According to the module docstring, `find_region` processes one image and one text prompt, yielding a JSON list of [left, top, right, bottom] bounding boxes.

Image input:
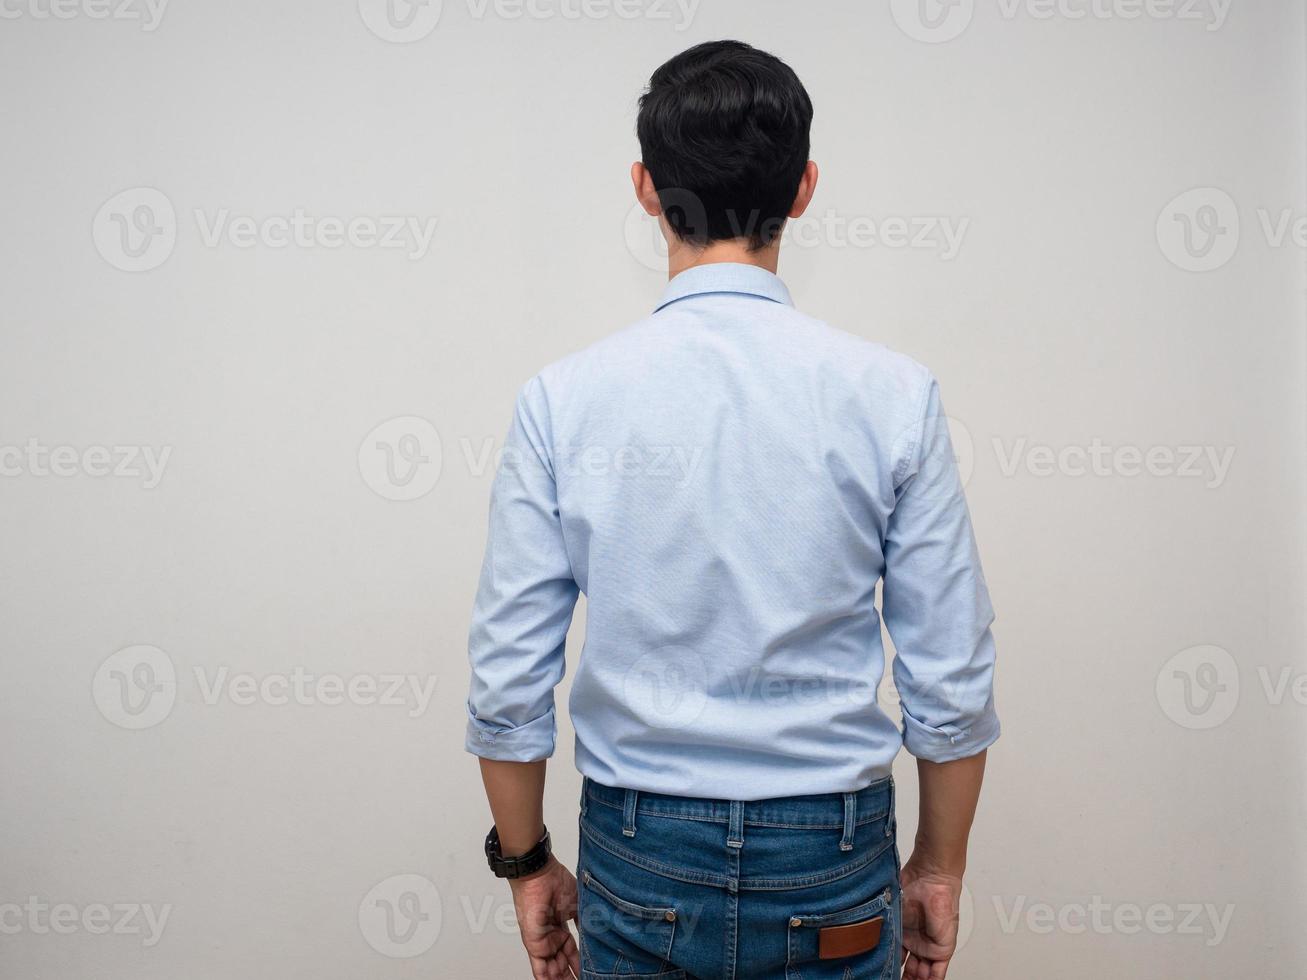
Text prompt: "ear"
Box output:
[[788, 161, 819, 219], [631, 162, 661, 217]]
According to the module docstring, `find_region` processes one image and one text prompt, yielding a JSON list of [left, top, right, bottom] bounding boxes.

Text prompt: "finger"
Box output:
[[560, 883, 579, 922], [932, 957, 951, 980], [562, 929, 581, 977], [553, 944, 575, 980]]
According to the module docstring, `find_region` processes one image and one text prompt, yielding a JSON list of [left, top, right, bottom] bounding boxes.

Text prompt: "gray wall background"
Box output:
[[2, 1, 1304, 977]]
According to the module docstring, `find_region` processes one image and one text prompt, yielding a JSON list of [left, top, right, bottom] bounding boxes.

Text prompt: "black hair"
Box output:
[[637, 40, 814, 251]]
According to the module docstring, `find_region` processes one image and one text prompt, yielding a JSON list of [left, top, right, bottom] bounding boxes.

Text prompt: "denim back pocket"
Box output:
[[579, 869, 681, 978], [785, 886, 894, 980]]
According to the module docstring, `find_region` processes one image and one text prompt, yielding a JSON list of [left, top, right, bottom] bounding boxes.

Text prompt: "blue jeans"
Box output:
[[577, 776, 902, 980]]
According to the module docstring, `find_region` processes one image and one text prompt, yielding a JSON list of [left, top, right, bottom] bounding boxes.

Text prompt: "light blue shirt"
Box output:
[[466, 263, 999, 800]]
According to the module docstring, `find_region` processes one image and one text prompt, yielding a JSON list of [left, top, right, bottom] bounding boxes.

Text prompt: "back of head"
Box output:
[[637, 40, 814, 252]]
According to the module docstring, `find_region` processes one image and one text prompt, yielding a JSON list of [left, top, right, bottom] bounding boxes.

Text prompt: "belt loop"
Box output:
[[622, 789, 638, 838], [839, 792, 856, 852], [579, 777, 589, 818], [726, 800, 744, 850]]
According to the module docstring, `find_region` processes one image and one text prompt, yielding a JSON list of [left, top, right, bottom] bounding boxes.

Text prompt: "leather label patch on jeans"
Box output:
[[818, 916, 883, 959]]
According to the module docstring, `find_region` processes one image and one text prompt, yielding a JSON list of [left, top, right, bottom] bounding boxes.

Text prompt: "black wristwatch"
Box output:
[[485, 825, 552, 879]]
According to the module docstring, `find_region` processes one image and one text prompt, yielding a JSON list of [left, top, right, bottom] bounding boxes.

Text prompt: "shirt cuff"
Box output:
[[465, 705, 557, 763], [901, 704, 1001, 764]]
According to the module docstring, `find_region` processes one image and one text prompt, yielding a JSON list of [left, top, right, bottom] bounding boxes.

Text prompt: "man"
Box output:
[[467, 40, 998, 980]]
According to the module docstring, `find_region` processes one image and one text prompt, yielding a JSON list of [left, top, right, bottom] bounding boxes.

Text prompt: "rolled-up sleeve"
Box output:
[[465, 377, 579, 763], [883, 376, 1000, 763]]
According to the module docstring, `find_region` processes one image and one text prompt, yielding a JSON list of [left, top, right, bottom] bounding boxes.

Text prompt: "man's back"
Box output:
[[467, 41, 996, 980], [467, 262, 999, 800]]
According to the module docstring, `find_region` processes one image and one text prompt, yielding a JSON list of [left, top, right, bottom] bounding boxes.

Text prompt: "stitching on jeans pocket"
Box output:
[[580, 869, 678, 976], [582, 870, 677, 921], [787, 887, 894, 969]]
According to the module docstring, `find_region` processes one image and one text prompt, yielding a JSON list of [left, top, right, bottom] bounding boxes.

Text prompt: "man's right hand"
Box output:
[[900, 750, 987, 979], [899, 855, 964, 980], [508, 854, 581, 980]]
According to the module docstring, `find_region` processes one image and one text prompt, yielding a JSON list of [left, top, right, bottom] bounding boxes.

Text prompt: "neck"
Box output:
[[667, 238, 781, 280]]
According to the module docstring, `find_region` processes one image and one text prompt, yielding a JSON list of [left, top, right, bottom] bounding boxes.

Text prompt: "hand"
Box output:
[[899, 855, 965, 980], [508, 855, 581, 980]]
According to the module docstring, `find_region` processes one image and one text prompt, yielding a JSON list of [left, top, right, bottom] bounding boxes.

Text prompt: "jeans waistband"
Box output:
[[582, 775, 894, 831]]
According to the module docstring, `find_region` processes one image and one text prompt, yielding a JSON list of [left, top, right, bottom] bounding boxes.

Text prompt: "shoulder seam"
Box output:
[[892, 368, 935, 487]]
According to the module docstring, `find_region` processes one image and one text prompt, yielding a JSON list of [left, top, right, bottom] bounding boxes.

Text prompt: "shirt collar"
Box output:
[[653, 262, 794, 314]]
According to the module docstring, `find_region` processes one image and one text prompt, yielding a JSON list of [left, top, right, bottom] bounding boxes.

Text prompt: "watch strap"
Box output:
[[485, 825, 552, 879]]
